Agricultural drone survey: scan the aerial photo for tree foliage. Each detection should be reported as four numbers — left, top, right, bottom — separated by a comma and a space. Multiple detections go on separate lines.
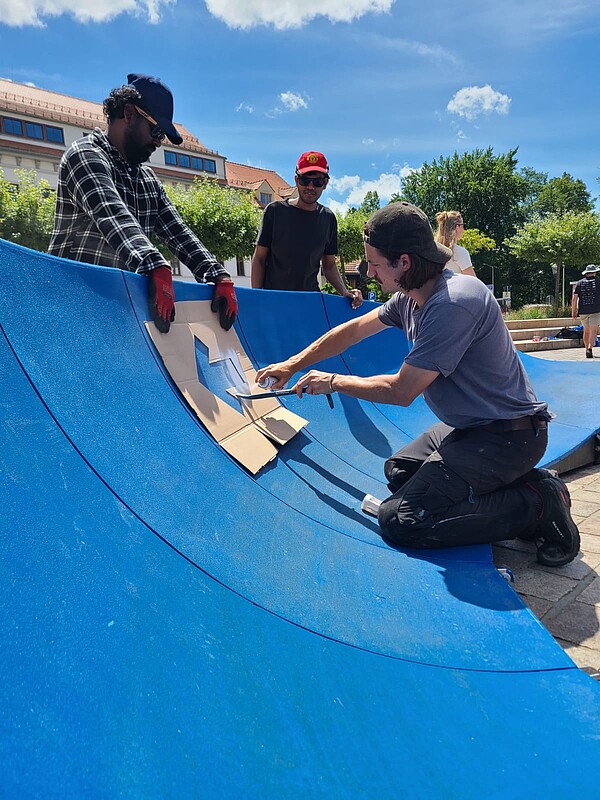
505, 211, 600, 307
166, 178, 262, 262
531, 172, 593, 216
0, 169, 56, 252
398, 147, 529, 243
336, 208, 368, 267
358, 190, 380, 216
460, 228, 496, 256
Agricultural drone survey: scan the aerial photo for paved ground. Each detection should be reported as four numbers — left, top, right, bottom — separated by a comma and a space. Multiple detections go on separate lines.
492, 344, 600, 678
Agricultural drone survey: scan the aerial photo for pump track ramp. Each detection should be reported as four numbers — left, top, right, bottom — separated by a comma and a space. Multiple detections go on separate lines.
1, 237, 600, 799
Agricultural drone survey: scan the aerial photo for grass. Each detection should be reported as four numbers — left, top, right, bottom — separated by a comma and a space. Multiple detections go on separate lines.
505, 304, 572, 321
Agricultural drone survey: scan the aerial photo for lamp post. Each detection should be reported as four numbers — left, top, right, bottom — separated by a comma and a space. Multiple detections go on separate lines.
481, 263, 495, 294
550, 263, 563, 310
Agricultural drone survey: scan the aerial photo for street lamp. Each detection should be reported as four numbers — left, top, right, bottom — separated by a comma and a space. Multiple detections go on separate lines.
481, 263, 495, 293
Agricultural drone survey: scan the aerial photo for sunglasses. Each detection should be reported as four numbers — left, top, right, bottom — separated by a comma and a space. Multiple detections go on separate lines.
134, 106, 166, 142
297, 174, 327, 188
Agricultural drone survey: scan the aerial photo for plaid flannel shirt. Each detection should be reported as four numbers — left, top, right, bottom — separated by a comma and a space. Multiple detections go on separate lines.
48, 129, 229, 282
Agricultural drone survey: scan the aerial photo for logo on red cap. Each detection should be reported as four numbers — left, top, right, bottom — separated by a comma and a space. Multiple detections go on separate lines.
296, 151, 329, 175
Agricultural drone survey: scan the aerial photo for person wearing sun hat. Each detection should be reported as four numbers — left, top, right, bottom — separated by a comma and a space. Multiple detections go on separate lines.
572, 264, 600, 358
256, 200, 580, 567
49, 73, 237, 334
251, 151, 362, 308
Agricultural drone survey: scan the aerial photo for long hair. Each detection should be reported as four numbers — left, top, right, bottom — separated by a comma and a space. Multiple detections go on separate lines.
435, 210, 463, 249
367, 245, 444, 292
103, 86, 143, 122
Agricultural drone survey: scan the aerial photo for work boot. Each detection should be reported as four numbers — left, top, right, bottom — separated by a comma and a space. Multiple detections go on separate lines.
525, 473, 580, 567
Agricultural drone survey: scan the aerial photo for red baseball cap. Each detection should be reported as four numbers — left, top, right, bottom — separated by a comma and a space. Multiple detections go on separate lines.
296, 151, 329, 175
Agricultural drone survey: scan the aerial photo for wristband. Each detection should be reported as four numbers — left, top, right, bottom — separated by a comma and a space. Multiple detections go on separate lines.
329, 373, 337, 393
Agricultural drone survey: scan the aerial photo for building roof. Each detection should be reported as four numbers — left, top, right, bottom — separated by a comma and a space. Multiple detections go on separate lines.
0, 78, 221, 157
225, 161, 293, 200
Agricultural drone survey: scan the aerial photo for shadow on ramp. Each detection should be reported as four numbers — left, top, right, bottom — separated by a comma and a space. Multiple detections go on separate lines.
1, 239, 599, 797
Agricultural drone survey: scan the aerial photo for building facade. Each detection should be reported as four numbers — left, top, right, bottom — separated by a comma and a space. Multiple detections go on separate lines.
0, 78, 292, 287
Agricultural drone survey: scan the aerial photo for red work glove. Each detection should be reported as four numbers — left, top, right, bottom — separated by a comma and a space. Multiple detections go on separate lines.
211, 278, 238, 331
148, 266, 175, 333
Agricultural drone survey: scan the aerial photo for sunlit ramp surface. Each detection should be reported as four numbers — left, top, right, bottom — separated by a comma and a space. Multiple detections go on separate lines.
1, 237, 599, 798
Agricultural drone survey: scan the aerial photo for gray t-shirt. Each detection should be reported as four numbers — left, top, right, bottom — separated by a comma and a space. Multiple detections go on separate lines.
378, 270, 547, 428
256, 200, 338, 291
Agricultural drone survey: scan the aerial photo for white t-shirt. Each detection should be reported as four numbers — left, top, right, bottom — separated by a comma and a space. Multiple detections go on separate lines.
446, 243, 472, 274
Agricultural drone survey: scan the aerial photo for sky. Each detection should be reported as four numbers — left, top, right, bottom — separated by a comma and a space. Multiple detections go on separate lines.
1, 0, 599, 214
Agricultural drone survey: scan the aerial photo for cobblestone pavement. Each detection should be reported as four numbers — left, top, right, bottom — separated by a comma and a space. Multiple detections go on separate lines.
493, 463, 600, 678
493, 345, 600, 678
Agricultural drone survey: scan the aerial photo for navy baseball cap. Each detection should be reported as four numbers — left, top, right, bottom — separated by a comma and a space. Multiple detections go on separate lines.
127, 73, 183, 145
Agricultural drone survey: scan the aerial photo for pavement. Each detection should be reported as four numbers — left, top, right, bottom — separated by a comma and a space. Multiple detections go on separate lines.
492, 344, 600, 678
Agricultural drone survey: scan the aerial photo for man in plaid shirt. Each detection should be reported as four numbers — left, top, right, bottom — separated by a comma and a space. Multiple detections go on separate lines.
49, 73, 237, 333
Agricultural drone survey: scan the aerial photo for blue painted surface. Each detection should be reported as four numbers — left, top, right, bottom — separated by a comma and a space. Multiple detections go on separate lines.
1, 237, 600, 797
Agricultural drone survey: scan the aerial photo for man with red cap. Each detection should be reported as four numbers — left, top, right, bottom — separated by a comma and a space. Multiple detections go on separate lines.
251, 151, 362, 307
49, 73, 237, 333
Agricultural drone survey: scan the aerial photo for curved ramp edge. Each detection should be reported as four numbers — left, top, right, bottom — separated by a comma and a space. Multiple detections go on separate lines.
1, 239, 600, 797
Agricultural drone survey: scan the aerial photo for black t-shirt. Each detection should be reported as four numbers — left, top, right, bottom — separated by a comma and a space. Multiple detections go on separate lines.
574, 277, 600, 315
256, 200, 338, 291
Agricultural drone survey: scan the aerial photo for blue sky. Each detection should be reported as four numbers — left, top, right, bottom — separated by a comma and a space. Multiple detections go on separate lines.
1, 0, 599, 213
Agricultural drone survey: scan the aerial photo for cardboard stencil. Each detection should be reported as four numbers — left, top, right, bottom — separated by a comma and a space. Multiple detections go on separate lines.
146, 300, 307, 473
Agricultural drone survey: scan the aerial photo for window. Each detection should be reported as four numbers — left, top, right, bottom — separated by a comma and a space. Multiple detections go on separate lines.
3, 118, 23, 136
1, 117, 64, 144
165, 151, 217, 174
46, 126, 64, 144
171, 261, 181, 277
260, 192, 272, 205
25, 122, 44, 139
236, 256, 246, 277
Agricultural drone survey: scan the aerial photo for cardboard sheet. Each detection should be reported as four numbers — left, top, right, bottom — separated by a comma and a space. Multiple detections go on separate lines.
146, 300, 307, 473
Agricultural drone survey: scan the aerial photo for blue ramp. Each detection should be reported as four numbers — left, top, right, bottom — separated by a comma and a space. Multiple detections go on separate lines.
1, 237, 600, 798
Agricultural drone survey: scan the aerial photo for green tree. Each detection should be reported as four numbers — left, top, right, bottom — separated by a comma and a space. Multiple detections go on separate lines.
166, 178, 261, 262
518, 167, 548, 222
505, 212, 600, 308
399, 147, 528, 243
532, 172, 593, 216
460, 228, 496, 256
0, 169, 56, 252
358, 190, 380, 216
336, 208, 368, 267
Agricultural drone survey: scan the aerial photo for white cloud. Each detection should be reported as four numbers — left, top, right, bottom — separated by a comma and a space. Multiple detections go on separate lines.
358, 32, 459, 65
362, 138, 375, 146
235, 102, 254, 114
279, 91, 308, 112
0, 0, 169, 26
204, 0, 394, 29
265, 90, 309, 117
327, 199, 351, 215
447, 85, 511, 122
329, 174, 361, 194
327, 169, 415, 214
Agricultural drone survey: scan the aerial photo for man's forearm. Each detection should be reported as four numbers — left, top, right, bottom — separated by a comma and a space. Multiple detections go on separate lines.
251, 258, 265, 288
322, 259, 349, 296
251, 248, 267, 288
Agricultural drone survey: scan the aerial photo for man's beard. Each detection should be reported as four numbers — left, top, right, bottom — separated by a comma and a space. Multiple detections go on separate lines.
123, 130, 153, 165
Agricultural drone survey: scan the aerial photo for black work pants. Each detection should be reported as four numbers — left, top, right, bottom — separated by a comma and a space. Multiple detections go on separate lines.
378, 421, 548, 549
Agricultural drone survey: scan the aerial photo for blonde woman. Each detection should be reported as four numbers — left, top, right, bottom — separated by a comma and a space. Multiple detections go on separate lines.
435, 211, 476, 277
